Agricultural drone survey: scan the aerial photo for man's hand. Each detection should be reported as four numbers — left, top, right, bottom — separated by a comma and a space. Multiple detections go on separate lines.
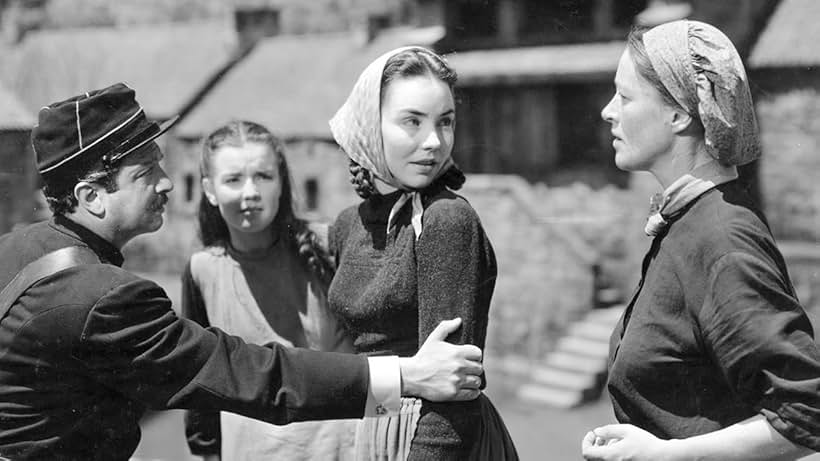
399, 318, 483, 401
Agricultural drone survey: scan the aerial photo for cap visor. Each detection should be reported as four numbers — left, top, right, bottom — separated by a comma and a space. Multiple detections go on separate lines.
110, 114, 180, 162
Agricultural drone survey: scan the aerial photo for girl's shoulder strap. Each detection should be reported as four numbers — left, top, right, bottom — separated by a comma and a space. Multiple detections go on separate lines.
189, 247, 226, 282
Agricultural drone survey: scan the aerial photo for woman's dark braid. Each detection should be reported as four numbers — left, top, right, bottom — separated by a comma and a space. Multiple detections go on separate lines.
349, 159, 377, 198
348, 159, 466, 197
438, 163, 466, 191
288, 219, 335, 288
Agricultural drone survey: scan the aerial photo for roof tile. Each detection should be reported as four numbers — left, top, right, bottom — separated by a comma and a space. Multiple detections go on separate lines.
749, 0, 820, 68
177, 26, 444, 139
446, 41, 626, 86
9, 20, 238, 119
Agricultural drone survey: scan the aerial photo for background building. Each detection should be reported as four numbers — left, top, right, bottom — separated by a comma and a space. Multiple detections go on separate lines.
0, 80, 36, 234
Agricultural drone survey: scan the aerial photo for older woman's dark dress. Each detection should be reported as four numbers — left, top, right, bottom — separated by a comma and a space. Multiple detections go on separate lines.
607, 180, 820, 451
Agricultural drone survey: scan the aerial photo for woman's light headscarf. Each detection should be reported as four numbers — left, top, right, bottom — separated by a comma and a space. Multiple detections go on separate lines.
642, 20, 760, 166
329, 46, 453, 239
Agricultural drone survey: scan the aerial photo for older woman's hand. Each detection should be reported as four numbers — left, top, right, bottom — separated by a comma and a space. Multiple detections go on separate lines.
582, 424, 672, 461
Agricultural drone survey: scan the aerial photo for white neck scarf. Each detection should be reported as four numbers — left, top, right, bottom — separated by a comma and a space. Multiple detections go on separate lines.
387, 191, 423, 237
645, 160, 738, 237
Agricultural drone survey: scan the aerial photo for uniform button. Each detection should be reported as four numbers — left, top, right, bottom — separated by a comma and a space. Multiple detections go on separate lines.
375, 404, 388, 415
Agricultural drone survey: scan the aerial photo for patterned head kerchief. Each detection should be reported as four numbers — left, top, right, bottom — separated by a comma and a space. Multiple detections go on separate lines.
642, 20, 761, 166
329, 46, 454, 239
330, 46, 424, 187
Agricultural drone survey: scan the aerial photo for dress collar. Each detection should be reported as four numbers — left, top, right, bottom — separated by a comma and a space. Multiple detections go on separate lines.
51, 215, 125, 266
363, 182, 447, 240
226, 233, 283, 263
645, 160, 738, 237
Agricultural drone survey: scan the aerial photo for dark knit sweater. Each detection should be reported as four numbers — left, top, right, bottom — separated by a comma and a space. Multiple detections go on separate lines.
328, 185, 497, 459
607, 180, 820, 451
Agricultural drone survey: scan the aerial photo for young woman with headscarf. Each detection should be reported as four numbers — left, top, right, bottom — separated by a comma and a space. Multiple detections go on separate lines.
327, 46, 518, 460
582, 20, 820, 461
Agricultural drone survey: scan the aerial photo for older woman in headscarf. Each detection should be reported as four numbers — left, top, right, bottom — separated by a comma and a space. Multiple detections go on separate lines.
327, 46, 518, 460
582, 20, 820, 461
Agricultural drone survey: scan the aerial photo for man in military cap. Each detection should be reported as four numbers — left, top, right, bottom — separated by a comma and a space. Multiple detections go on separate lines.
0, 83, 483, 460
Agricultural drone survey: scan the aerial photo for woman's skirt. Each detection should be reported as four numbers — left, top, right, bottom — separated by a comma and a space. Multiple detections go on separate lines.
354, 397, 422, 460
221, 411, 357, 461
354, 394, 519, 461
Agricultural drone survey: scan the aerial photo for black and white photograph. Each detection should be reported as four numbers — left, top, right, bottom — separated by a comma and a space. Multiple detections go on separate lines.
0, 1, 818, 460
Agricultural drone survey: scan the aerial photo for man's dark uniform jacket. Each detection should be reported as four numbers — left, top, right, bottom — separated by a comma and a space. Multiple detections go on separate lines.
0, 216, 369, 460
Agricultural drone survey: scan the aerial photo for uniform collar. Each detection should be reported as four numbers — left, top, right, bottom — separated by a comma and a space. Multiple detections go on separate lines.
51, 215, 125, 267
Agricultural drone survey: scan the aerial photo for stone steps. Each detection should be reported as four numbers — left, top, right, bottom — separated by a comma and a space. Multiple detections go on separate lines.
517, 383, 584, 408
530, 365, 598, 390
566, 320, 616, 341
544, 350, 608, 374
554, 335, 611, 359
514, 304, 625, 409
584, 306, 625, 325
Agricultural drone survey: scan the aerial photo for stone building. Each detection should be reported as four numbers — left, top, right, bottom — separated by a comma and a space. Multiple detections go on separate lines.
430, 0, 775, 188
2, 19, 241, 269
748, 0, 820, 243
0, 0, 426, 272
174, 25, 445, 218
748, 0, 820, 323
6, 20, 238, 121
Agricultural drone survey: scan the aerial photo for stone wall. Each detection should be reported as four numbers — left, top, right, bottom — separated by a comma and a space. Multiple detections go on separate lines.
780, 242, 820, 333
753, 70, 820, 329
283, 140, 362, 222
460, 175, 596, 358
460, 174, 655, 358
755, 83, 820, 242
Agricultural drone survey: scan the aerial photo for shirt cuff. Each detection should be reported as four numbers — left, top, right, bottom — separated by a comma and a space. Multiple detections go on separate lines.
364, 355, 401, 417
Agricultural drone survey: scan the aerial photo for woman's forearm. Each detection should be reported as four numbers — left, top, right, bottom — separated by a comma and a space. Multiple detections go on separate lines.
584, 416, 815, 461
665, 415, 813, 461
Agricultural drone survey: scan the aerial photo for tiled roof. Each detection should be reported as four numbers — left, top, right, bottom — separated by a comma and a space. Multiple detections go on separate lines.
0, 80, 34, 130
8, 20, 238, 119
176, 26, 445, 139
446, 41, 626, 86
749, 0, 820, 68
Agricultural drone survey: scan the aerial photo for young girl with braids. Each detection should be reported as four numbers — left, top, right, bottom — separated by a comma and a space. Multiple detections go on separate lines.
180, 120, 356, 461
328, 46, 518, 460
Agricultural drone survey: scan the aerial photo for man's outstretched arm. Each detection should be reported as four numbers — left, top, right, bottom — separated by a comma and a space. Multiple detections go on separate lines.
78, 276, 483, 423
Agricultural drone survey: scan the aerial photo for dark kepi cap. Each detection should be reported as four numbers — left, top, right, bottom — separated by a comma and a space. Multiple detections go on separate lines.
32, 82, 179, 176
